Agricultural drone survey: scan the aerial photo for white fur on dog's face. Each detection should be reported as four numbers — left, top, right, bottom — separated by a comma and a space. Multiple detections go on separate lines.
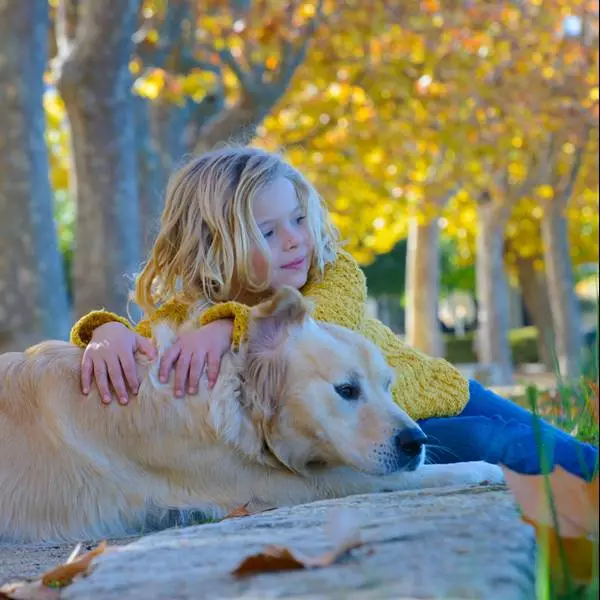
243, 288, 425, 476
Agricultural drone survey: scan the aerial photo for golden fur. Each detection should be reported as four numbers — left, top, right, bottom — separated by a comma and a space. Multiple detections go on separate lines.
0, 288, 503, 543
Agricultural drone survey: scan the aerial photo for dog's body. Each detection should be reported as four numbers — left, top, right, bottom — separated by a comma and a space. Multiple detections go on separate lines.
0, 289, 503, 543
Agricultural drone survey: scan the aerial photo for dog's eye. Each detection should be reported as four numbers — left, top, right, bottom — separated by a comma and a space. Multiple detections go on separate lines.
334, 383, 361, 401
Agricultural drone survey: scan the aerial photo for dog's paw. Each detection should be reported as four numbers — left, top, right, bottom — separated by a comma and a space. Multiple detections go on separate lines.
458, 461, 505, 486
416, 461, 506, 489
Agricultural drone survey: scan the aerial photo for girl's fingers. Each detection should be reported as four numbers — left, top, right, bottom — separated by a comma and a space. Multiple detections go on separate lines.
93, 361, 112, 405
159, 344, 181, 383
173, 351, 192, 398
205, 352, 222, 390
187, 352, 207, 394
120, 351, 140, 395
81, 354, 93, 395
135, 334, 157, 359
105, 358, 129, 405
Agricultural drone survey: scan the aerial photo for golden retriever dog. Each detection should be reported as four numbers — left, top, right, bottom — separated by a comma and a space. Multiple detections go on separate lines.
0, 288, 503, 543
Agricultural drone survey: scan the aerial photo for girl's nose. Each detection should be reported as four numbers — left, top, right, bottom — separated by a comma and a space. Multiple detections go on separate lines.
282, 227, 300, 250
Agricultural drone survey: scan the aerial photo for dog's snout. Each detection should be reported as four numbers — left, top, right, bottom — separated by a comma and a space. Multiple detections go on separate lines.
394, 428, 427, 457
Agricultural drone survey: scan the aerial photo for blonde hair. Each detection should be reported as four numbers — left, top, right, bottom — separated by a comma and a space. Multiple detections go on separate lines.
135, 146, 339, 316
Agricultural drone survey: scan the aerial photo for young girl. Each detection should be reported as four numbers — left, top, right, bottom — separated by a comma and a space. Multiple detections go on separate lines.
71, 147, 598, 481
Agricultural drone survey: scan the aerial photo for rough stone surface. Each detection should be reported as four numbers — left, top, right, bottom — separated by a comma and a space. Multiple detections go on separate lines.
61, 485, 535, 600
0, 537, 139, 583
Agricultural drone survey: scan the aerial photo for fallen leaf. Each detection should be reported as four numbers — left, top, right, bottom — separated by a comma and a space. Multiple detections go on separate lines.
232, 544, 306, 577
222, 503, 251, 520
0, 581, 60, 600
232, 509, 363, 577
524, 518, 596, 584
0, 542, 109, 599
41, 542, 106, 587
502, 465, 599, 586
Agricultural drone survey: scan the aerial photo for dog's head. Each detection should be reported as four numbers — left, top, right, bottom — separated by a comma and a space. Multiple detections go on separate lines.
241, 287, 426, 477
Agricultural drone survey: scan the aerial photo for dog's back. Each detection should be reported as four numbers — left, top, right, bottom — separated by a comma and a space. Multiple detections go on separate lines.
0, 342, 161, 541
0, 338, 267, 542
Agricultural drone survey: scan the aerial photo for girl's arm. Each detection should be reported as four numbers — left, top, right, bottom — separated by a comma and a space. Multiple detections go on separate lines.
69, 298, 191, 348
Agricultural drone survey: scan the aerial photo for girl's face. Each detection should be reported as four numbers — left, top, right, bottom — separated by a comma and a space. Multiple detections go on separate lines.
251, 176, 314, 291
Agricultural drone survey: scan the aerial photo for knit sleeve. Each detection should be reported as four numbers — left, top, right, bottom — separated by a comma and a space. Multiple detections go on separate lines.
70, 311, 134, 348
133, 298, 191, 338
198, 301, 252, 349
198, 250, 367, 347
69, 298, 191, 348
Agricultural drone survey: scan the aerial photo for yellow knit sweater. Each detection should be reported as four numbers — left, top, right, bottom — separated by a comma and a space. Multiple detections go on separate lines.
70, 251, 468, 420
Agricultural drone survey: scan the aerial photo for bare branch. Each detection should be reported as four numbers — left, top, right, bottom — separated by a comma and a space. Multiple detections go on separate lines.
135, 0, 190, 69
54, 0, 79, 63
219, 47, 254, 90
511, 133, 559, 202
436, 184, 462, 209
281, 67, 371, 150
193, 0, 325, 151
277, 0, 324, 87
556, 126, 590, 208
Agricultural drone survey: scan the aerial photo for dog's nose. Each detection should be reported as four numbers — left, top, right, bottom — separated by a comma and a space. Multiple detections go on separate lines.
395, 428, 428, 457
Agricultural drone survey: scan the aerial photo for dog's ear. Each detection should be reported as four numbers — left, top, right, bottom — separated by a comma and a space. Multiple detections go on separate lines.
241, 287, 310, 473
247, 286, 311, 354
243, 286, 309, 421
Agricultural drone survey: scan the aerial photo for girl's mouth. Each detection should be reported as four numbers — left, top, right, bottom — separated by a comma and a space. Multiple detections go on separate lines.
281, 257, 306, 270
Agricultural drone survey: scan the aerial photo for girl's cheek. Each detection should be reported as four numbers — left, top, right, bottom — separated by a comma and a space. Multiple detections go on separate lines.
250, 248, 270, 282
303, 228, 315, 252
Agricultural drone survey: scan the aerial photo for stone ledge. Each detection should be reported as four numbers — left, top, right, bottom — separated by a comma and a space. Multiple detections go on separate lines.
64, 485, 535, 600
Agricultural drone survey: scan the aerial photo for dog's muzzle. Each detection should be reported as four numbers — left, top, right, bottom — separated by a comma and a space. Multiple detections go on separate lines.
369, 427, 428, 475
394, 428, 428, 460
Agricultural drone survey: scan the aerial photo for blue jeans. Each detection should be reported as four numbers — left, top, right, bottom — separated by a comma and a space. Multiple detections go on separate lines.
418, 380, 598, 481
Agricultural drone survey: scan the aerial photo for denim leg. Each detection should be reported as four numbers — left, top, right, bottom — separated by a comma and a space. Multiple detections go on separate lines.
418, 380, 598, 480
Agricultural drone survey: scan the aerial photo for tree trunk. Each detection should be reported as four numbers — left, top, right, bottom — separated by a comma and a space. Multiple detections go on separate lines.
0, 0, 70, 351
405, 216, 444, 357
135, 96, 165, 255
195, 96, 269, 153
541, 204, 582, 379
149, 98, 196, 179
475, 202, 514, 384
515, 255, 555, 370
57, 0, 141, 318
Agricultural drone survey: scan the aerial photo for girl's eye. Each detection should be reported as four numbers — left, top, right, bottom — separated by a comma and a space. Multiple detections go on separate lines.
262, 230, 274, 239
296, 215, 306, 225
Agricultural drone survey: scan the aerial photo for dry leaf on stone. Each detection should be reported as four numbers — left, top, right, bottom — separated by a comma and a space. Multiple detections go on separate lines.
41, 541, 107, 587
232, 508, 363, 577
0, 581, 60, 600
0, 542, 109, 599
502, 465, 599, 584
232, 544, 306, 576
222, 502, 251, 519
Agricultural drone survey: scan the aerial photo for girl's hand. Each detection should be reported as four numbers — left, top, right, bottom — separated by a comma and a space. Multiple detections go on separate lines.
82, 322, 157, 405
159, 319, 233, 396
